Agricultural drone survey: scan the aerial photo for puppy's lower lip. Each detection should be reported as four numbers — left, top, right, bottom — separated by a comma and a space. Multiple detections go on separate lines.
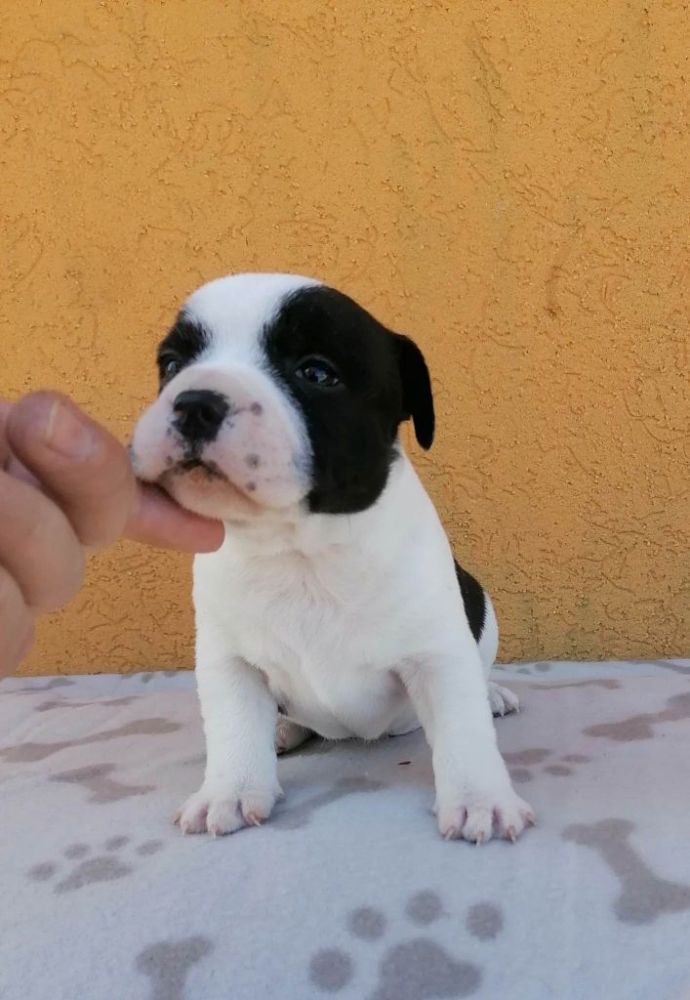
174, 457, 227, 480
161, 461, 260, 508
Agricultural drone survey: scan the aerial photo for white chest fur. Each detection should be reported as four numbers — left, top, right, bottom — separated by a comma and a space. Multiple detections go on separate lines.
185, 450, 533, 843
193, 458, 456, 738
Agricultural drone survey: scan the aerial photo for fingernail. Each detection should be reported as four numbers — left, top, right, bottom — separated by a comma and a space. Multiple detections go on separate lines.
44, 400, 95, 459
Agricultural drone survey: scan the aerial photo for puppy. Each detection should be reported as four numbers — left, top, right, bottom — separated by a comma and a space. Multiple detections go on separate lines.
131, 273, 534, 843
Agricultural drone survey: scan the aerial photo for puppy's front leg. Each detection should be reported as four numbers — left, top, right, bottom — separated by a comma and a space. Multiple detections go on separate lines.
400, 645, 534, 844
176, 650, 281, 836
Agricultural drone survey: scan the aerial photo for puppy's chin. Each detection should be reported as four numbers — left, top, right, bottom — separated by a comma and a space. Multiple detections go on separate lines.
159, 466, 262, 522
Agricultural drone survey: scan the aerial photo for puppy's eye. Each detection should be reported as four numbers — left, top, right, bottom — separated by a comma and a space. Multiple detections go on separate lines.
160, 357, 181, 381
295, 358, 341, 388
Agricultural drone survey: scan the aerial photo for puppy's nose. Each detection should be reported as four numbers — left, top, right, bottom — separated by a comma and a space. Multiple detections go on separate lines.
172, 389, 229, 442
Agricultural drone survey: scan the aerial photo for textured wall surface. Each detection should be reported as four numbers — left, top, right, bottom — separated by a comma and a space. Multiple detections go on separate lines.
2, 1, 689, 673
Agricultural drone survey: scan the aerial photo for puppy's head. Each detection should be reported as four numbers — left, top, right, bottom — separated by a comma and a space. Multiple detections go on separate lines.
131, 274, 434, 522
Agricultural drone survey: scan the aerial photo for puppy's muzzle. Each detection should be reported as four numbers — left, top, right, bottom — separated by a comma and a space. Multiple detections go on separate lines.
172, 389, 229, 444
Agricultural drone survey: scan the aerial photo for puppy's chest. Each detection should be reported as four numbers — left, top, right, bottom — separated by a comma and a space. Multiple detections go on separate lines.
235, 560, 390, 667
224, 555, 406, 733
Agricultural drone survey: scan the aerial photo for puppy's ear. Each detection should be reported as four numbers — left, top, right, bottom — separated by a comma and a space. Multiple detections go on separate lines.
391, 334, 435, 450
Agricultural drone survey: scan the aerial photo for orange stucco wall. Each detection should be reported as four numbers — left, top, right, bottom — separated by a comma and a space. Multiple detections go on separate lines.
2, 1, 689, 673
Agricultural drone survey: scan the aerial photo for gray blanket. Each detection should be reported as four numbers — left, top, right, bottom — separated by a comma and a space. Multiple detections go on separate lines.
2, 660, 690, 999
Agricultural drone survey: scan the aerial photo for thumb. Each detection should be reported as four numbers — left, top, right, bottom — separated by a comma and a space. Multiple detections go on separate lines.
7, 392, 138, 547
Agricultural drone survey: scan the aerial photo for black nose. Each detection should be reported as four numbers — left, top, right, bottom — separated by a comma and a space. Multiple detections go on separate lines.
172, 389, 229, 442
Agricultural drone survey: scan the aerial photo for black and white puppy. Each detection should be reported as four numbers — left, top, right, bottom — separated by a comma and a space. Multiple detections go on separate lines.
131, 273, 534, 843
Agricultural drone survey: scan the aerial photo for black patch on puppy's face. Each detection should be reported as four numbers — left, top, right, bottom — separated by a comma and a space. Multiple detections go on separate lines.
156, 315, 209, 391
263, 285, 434, 514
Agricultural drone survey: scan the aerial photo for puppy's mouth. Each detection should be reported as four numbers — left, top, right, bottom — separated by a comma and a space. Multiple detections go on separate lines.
172, 456, 228, 481
157, 452, 261, 516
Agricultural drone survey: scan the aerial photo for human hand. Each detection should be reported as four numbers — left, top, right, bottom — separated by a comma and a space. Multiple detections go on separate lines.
0, 392, 223, 674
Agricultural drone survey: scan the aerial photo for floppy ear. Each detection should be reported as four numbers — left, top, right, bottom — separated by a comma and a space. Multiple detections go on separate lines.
391, 333, 435, 450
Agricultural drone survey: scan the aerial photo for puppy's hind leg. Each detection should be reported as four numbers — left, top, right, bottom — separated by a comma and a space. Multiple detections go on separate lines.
488, 682, 520, 717
276, 716, 313, 755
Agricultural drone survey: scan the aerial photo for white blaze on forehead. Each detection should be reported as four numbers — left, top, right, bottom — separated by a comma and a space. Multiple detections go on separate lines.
183, 273, 321, 361
131, 272, 322, 518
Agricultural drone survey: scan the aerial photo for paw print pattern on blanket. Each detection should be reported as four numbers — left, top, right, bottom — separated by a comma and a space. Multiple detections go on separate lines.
272, 776, 384, 831
124, 670, 180, 684
136, 936, 214, 1000
35, 696, 138, 712
27, 836, 163, 893
0, 718, 181, 763
11, 676, 76, 693
309, 891, 503, 998
503, 747, 591, 783
645, 659, 690, 677
515, 665, 621, 691
50, 762, 155, 803
527, 679, 621, 692
584, 692, 690, 742
515, 662, 553, 675
563, 818, 690, 924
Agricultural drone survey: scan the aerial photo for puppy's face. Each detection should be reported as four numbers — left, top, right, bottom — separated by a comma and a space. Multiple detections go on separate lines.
131, 274, 434, 523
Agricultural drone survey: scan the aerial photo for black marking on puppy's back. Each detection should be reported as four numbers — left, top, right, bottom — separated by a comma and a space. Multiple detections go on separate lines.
454, 560, 486, 642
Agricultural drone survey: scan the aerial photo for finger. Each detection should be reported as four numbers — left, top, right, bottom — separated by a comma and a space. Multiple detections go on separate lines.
125, 482, 225, 553
5, 453, 40, 488
6, 392, 136, 548
1, 406, 40, 489
0, 400, 11, 468
0, 567, 34, 676
0, 468, 85, 610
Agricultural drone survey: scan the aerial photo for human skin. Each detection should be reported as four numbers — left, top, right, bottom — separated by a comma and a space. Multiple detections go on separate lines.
0, 392, 223, 675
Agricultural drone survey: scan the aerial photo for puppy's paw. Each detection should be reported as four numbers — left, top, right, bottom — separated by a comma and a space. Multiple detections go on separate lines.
175, 781, 281, 836
436, 786, 535, 844
488, 682, 520, 717
275, 717, 312, 755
